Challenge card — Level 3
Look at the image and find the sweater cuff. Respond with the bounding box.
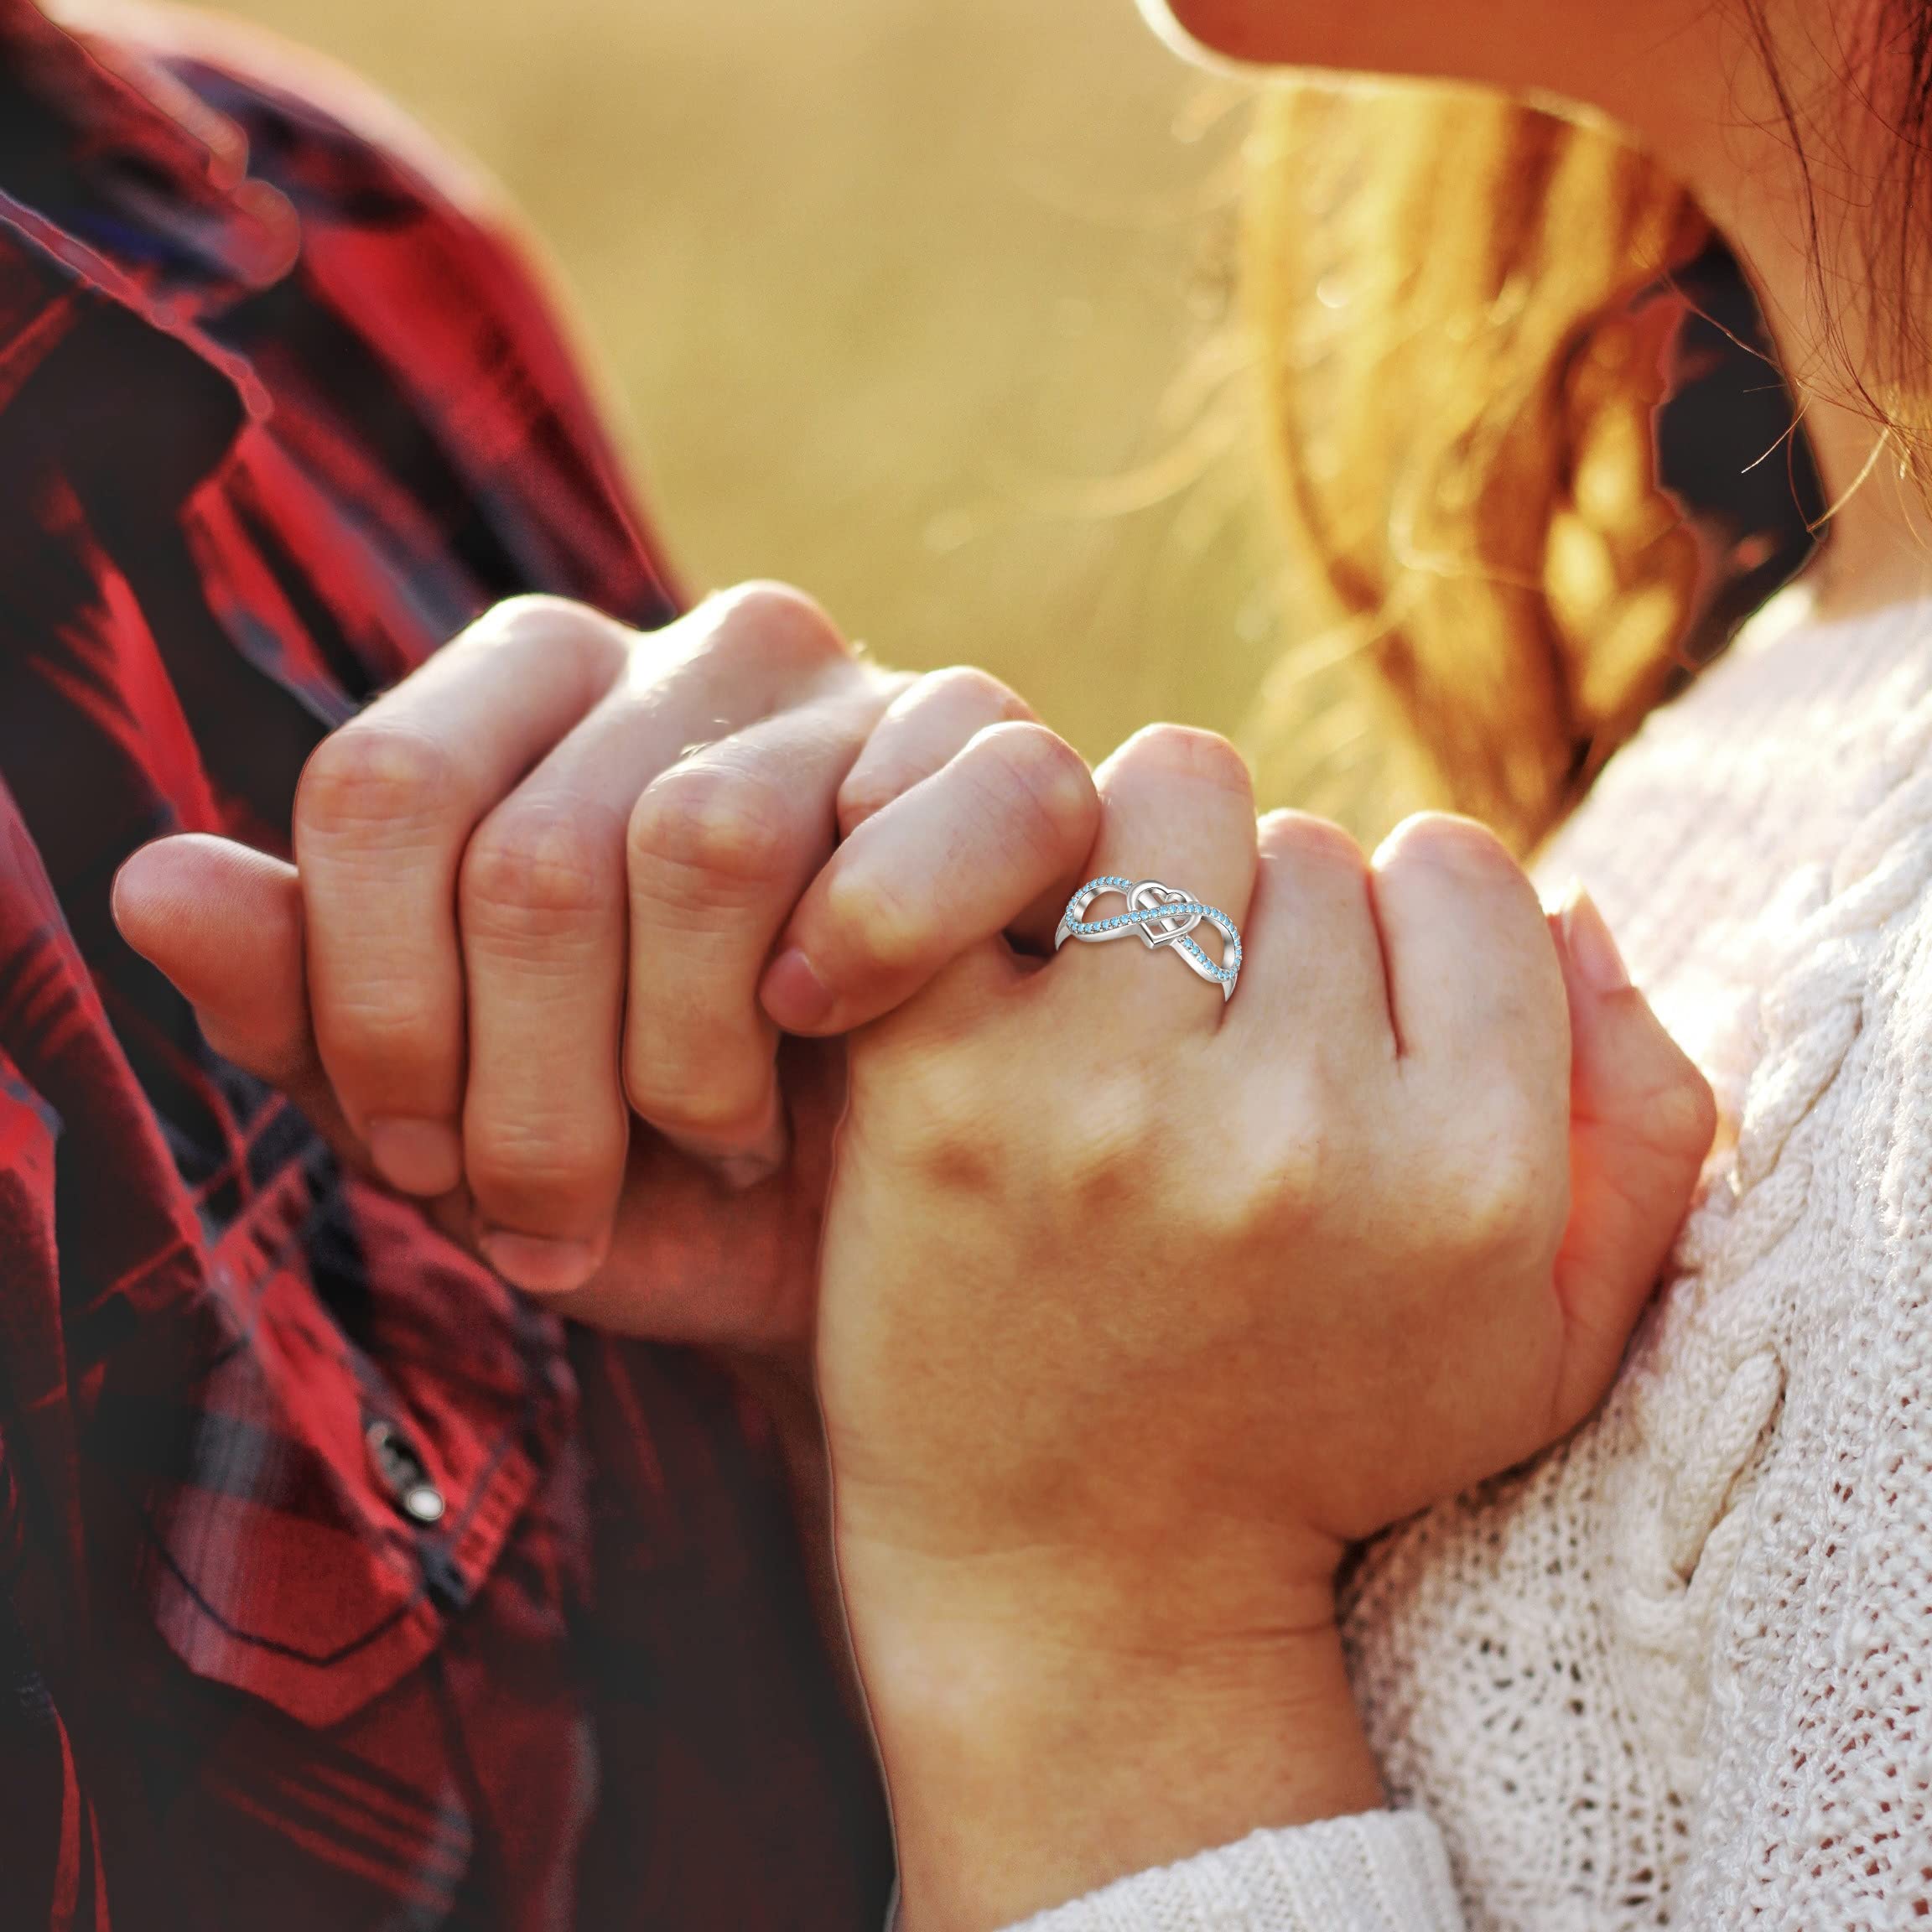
[999,1811,1465,1932]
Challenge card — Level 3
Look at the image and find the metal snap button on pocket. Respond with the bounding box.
[365,1420,447,1526]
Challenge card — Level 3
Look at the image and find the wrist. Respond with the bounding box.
[842,1543,1381,1932]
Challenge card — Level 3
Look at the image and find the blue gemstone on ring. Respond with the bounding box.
[1054,875,1242,1001]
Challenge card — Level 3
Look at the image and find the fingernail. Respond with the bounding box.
[366,1117,465,1197]
[760,947,836,1032]
[108,860,137,930]
[715,1150,784,1191]
[671,1088,790,1191]
[1561,886,1631,994]
[477,1229,600,1296]
[702,1109,791,1192]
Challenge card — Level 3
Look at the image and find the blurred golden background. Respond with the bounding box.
[205,0,1286,765]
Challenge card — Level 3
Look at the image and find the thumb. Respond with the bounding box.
[1547,886,1717,1430]
[112,834,325,1103]
[112,839,468,1243]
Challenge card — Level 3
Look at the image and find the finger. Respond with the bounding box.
[1235,811,1392,1062]
[835,663,1076,955]
[1368,813,1568,1094]
[111,835,350,1144]
[761,721,1098,1036]
[457,584,870,1275]
[1057,725,1257,1032]
[837,666,1036,834]
[1548,888,1717,1430]
[548,1036,849,1348]
[293,596,628,1195]
[458,796,631,1294]
[624,671,891,1182]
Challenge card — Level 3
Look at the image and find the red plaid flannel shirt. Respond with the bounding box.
[0,6,890,1926]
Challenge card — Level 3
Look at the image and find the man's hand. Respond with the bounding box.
[112,586,1097,1354]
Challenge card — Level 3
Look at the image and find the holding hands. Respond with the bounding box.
[112,586,1096,1353]
[117,596,1713,1929]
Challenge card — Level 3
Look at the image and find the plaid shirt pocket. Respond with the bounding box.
[134,1156,576,1729]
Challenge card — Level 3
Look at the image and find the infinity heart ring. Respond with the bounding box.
[1054,875,1243,1001]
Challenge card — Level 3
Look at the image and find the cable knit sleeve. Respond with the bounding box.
[1000,1812,1466,1932]
[1661,782,1932,1925]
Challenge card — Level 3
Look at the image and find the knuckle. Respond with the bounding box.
[460,803,615,936]
[1644,1037,1721,1161]
[1175,1156,1292,1255]
[835,750,911,834]
[699,580,849,674]
[971,723,1096,857]
[1038,1064,1167,1204]
[834,673,1036,832]
[1441,1106,1561,1255]
[480,592,612,649]
[850,1015,1164,1209]
[296,723,461,844]
[475,593,631,679]
[1258,809,1368,878]
[1205,1072,1349,1244]
[853,1036,1002,1178]
[835,770,901,834]
[623,1049,769,1140]
[821,861,931,975]
[627,761,797,905]
[1377,811,1520,884]
[1111,723,1254,798]
[319,979,449,1067]
[466,1109,623,1202]
[1254,1110,1341,1231]
[1674,1061,1721,1156]
[915,664,1034,722]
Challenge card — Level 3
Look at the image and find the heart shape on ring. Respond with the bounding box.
[1128,880,1203,950]
[1055,873,1243,1000]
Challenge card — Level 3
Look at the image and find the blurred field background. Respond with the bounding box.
[202,0,1291,766]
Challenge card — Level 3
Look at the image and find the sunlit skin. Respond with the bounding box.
[1151,0,1932,614]
[113,7,1918,1929]
[823,8,1932,1929]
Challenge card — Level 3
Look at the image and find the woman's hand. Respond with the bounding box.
[817,724,1716,1929]
[109,586,1097,1355]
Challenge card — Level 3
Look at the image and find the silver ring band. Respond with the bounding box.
[1053,876,1243,1001]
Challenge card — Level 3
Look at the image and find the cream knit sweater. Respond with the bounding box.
[1012,590,1932,1930]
